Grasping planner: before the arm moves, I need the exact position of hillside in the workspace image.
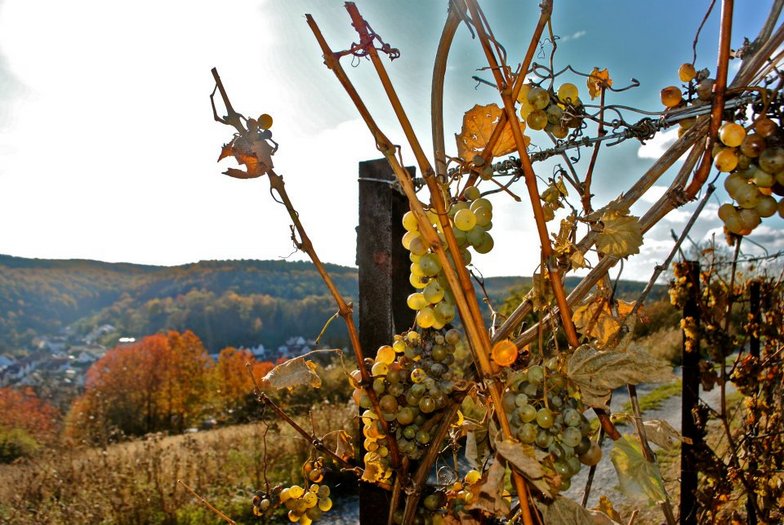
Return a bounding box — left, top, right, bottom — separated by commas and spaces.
0, 255, 661, 356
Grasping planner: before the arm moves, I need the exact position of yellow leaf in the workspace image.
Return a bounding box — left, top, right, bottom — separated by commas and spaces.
455, 104, 528, 160
611, 435, 667, 504
259, 356, 321, 391
587, 67, 613, 99
572, 296, 621, 347
596, 215, 643, 258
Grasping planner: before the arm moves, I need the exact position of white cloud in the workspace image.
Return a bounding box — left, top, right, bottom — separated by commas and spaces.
637, 127, 679, 160
559, 30, 587, 43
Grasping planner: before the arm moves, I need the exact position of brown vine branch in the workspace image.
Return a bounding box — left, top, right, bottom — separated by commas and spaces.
177, 480, 237, 525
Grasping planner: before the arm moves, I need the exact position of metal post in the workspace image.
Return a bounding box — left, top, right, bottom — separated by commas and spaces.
357, 159, 415, 523
680, 261, 700, 525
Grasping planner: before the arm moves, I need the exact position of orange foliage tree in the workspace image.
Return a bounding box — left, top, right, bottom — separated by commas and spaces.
66, 330, 215, 442
215, 346, 274, 422
0, 386, 59, 441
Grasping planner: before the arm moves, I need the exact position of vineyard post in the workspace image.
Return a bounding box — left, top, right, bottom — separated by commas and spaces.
357, 159, 415, 523
680, 261, 701, 525
746, 279, 761, 525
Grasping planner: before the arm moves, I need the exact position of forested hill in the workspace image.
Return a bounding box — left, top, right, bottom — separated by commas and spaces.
0, 255, 659, 357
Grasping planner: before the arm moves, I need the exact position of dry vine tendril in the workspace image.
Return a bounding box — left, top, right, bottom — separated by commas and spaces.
210, 1, 784, 523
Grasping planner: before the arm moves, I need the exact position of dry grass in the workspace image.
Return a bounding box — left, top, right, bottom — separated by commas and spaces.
0, 401, 355, 525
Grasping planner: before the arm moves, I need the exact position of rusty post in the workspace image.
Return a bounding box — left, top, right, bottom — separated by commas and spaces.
680, 261, 700, 525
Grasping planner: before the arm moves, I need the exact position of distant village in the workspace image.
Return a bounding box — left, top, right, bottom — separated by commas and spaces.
0, 323, 321, 390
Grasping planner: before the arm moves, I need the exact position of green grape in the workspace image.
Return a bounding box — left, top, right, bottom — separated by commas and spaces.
515, 393, 529, 407
557, 83, 579, 103
410, 368, 427, 383
546, 104, 564, 125
474, 232, 494, 254
527, 365, 544, 385
562, 408, 581, 427
503, 393, 517, 412
536, 407, 554, 429
423, 280, 445, 304
756, 195, 778, 217
561, 426, 582, 448
423, 493, 446, 511
519, 423, 537, 444
527, 86, 550, 109
474, 206, 492, 227
454, 208, 477, 231
373, 377, 386, 394
397, 407, 416, 425
415, 429, 432, 444
408, 235, 429, 256
419, 396, 436, 414
403, 425, 417, 440
419, 253, 441, 276
566, 455, 581, 476
575, 436, 591, 456
519, 404, 537, 423
553, 460, 571, 478
464, 186, 481, 201
434, 301, 455, 323
526, 109, 548, 130
379, 394, 398, 413
445, 329, 461, 345
471, 198, 492, 212
760, 147, 784, 174
535, 430, 553, 448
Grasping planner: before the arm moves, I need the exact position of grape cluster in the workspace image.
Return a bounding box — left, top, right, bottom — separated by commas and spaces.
446, 469, 482, 513
251, 483, 332, 524
518, 82, 584, 138
279, 483, 333, 524
404, 187, 494, 329
503, 362, 600, 491
661, 64, 784, 236
352, 328, 468, 480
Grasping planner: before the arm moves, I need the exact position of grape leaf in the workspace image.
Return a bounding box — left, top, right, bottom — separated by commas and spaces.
572, 296, 621, 347
611, 435, 667, 504
643, 419, 681, 450
455, 103, 527, 160
466, 458, 510, 516
259, 356, 321, 391
333, 429, 355, 462
596, 215, 643, 258
495, 439, 555, 498
537, 496, 602, 525
567, 344, 675, 408
587, 67, 613, 99
218, 135, 274, 179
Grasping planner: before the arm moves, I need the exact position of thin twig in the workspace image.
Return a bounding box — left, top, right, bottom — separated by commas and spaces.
177, 480, 237, 525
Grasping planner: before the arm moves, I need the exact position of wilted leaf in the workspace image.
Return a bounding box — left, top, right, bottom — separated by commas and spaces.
611, 435, 667, 504
567, 344, 675, 408
218, 142, 235, 161
594, 496, 623, 524
465, 430, 490, 469
259, 356, 321, 391
537, 496, 596, 525
334, 429, 355, 462
643, 419, 681, 450
572, 296, 622, 348
442, 514, 483, 525
596, 215, 643, 258
532, 271, 554, 311
361, 461, 383, 483
570, 250, 587, 269
218, 135, 274, 179
466, 458, 510, 516
495, 439, 555, 498
587, 67, 613, 99
455, 104, 526, 160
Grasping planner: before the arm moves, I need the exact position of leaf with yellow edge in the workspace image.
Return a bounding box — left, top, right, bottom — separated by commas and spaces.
611, 435, 667, 504
259, 356, 321, 391
567, 344, 675, 408
587, 67, 613, 99
596, 214, 643, 258
572, 296, 621, 347
455, 104, 528, 160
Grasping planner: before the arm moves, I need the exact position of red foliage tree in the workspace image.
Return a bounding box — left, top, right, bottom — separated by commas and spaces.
0, 386, 59, 442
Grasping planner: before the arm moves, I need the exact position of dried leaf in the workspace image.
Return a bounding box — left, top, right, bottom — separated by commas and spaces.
643, 419, 681, 450
611, 435, 667, 504
259, 356, 321, 391
572, 296, 622, 348
594, 496, 623, 523
466, 458, 510, 516
567, 344, 675, 408
334, 429, 355, 462
570, 250, 587, 269
537, 496, 596, 525
361, 461, 383, 483
587, 67, 613, 99
455, 104, 527, 160
218, 142, 235, 161
596, 215, 643, 258
532, 271, 554, 312
495, 439, 555, 498
442, 514, 483, 525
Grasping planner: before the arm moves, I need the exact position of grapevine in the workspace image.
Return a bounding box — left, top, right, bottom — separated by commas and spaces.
207, 0, 784, 523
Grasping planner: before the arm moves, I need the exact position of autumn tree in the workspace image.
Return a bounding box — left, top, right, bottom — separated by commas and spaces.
214, 346, 274, 422
66, 330, 214, 442
0, 387, 60, 462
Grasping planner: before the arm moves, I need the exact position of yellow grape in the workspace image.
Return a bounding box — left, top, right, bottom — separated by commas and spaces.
465, 469, 482, 485
407, 292, 428, 311
734, 183, 761, 209
375, 345, 396, 365
754, 116, 778, 138
713, 148, 739, 173
289, 485, 305, 499
516, 84, 532, 104
557, 83, 579, 103
402, 211, 419, 232
519, 102, 535, 120
550, 123, 569, 139
527, 86, 550, 109
318, 498, 333, 512
371, 361, 388, 377
724, 213, 743, 234
454, 209, 477, 231
464, 185, 481, 201
287, 510, 300, 523
660, 86, 683, 108
491, 339, 518, 366
752, 169, 774, 188
416, 307, 436, 328
678, 63, 697, 82
718, 122, 746, 148
402, 230, 420, 250
756, 195, 778, 217
717, 203, 738, 222
258, 113, 273, 130
738, 208, 761, 230
526, 109, 548, 130
409, 273, 427, 289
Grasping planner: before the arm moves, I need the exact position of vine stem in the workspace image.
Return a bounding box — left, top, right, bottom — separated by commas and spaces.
313, 6, 535, 522
177, 480, 237, 525
684, 0, 733, 198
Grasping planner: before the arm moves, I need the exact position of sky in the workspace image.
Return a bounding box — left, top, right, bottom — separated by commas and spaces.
0, 0, 781, 281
